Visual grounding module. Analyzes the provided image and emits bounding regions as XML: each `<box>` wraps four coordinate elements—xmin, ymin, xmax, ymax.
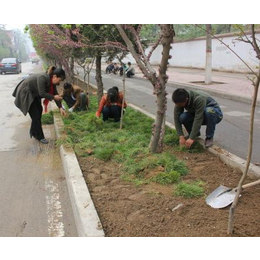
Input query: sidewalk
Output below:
<box><xmin>100</xmin><ymin>63</ymin><xmax>259</xmax><ymax>103</ymax></box>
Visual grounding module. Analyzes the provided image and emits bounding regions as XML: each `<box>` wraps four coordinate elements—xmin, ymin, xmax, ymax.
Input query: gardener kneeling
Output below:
<box><xmin>172</xmin><ymin>88</ymin><xmax>223</xmax><ymax>149</ymax></box>
<box><xmin>96</xmin><ymin>87</ymin><xmax>127</xmax><ymax>122</ymax></box>
<box><xmin>61</xmin><ymin>83</ymin><xmax>88</xmax><ymax>112</ymax></box>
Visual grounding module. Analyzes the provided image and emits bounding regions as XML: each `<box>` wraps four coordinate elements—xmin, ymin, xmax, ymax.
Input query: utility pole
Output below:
<box><xmin>205</xmin><ymin>24</ymin><xmax>212</xmax><ymax>85</ymax></box>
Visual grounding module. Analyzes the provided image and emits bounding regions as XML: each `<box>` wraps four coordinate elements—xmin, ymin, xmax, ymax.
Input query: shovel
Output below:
<box><xmin>206</xmin><ymin>179</ymin><xmax>260</xmax><ymax>209</ymax></box>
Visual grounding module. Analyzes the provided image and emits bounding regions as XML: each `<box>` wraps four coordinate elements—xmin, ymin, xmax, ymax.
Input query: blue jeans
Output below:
<box><xmin>102</xmin><ymin>105</ymin><xmax>122</xmax><ymax>122</ymax></box>
<box><xmin>179</xmin><ymin>107</ymin><xmax>223</xmax><ymax>139</ymax></box>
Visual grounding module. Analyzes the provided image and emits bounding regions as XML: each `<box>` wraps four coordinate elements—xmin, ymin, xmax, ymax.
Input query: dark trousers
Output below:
<box><xmin>119</xmin><ymin>67</ymin><xmax>124</xmax><ymax>76</ymax></box>
<box><xmin>63</xmin><ymin>93</ymin><xmax>88</xmax><ymax>110</ymax></box>
<box><xmin>179</xmin><ymin>107</ymin><xmax>223</xmax><ymax>139</ymax></box>
<box><xmin>28</xmin><ymin>97</ymin><xmax>45</xmax><ymax>140</ymax></box>
<box><xmin>126</xmin><ymin>71</ymin><xmax>134</xmax><ymax>78</ymax></box>
<box><xmin>102</xmin><ymin>105</ymin><xmax>122</xmax><ymax>122</ymax></box>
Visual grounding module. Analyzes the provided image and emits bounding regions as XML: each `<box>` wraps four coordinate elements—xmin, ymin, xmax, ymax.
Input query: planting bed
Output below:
<box><xmin>78</xmin><ymin>149</ymin><xmax>260</xmax><ymax>237</ymax></box>
<box><xmin>60</xmin><ymin>95</ymin><xmax>260</xmax><ymax>237</ymax></box>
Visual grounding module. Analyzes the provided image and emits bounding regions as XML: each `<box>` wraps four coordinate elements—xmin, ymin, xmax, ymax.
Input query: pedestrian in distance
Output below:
<box><xmin>126</xmin><ymin>62</ymin><xmax>135</xmax><ymax>78</ymax></box>
<box><xmin>172</xmin><ymin>88</ymin><xmax>223</xmax><ymax>149</ymax></box>
<box><xmin>119</xmin><ymin>64</ymin><xmax>127</xmax><ymax>76</ymax></box>
<box><xmin>61</xmin><ymin>83</ymin><xmax>88</xmax><ymax>112</ymax></box>
<box><xmin>12</xmin><ymin>66</ymin><xmax>66</xmax><ymax>144</ymax></box>
<box><xmin>96</xmin><ymin>86</ymin><xmax>127</xmax><ymax>122</ymax></box>
<box><xmin>113</xmin><ymin>63</ymin><xmax>119</xmax><ymax>74</ymax></box>
<box><xmin>105</xmin><ymin>61</ymin><xmax>114</xmax><ymax>74</ymax></box>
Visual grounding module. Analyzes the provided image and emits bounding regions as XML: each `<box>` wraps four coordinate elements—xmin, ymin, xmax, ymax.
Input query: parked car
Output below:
<box><xmin>32</xmin><ymin>58</ymin><xmax>40</xmax><ymax>65</ymax></box>
<box><xmin>0</xmin><ymin>58</ymin><xmax>22</xmax><ymax>74</ymax></box>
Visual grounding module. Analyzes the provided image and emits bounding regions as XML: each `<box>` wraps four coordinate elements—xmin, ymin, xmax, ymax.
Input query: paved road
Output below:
<box><xmin>0</xmin><ymin>62</ymin><xmax>77</xmax><ymax>236</ymax></box>
<box><xmin>78</xmin><ymin>69</ymin><xmax>260</xmax><ymax>164</ymax></box>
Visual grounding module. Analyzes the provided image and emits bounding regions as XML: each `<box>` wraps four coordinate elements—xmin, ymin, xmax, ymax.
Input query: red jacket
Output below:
<box><xmin>96</xmin><ymin>92</ymin><xmax>127</xmax><ymax>117</ymax></box>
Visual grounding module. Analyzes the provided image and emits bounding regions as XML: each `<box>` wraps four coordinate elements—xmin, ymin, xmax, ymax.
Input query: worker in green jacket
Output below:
<box><xmin>172</xmin><ymin>88</ymin><xmax>223</xmax><ymax>149</ymax></box>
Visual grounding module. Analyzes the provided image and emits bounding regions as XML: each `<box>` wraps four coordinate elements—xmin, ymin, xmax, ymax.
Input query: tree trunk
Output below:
<box><xmin>227</xmin><ymin>24</ymin><xmax>232</xmax><ymax>33</ymax></box>
<box><xmin>149</xmin><ymin>25</ymin><xmax>174</xmax><ymax>153</ymax></box>
<box><xmin>95</xmin><ymin>54</ymin><xmax>103</xmax><ymax>105</ymax></box>
<box><xmin>87</xmin><ymin>72</ymin><xmax>90</xmax><ymax>95</ymax></box>
<box><xmin>87</xmin><ymin>71</ymin><xmax>90</xmax><ymax>109</ymax></box>
<box><xmin>205</xmin><ymin>24</ymin><xmax>212</xmax><ymax>85</ymax></box>
<box><xmin>120</xmin><ymin>71</ymin><xmax>126</xmax><ymax>130</ymax></box>
<box><xmin>70</xmin><ymin>56</ymin><xmax>75</xmax><ymax>83</ymax></box>
<box><xmin>149</xmin><ymin>86</ymin><xmax>167</xmax><ymax>152</ymax></box>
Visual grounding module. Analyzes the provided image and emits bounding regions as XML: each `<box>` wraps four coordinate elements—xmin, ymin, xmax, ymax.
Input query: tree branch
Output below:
<box><xmin>115</xmin><ymin>24</ymin><xmax>156</xmax><ymax>82</ymax></box>
<box><xmin>147</xmin><ymin>34</ymin><xmax>163</xmax><ymax>61</ymax></box>
<box><xmin>251</xmin><ymin>25</ymin><xmax>260</xmax><ymax>59</ymax></box>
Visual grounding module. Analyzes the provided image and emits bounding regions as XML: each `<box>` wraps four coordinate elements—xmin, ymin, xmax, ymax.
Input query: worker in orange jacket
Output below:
<box><xmin>96</xmin><ymin>86</ymin><xmax>127</xmax><ymax>122</ymax></box>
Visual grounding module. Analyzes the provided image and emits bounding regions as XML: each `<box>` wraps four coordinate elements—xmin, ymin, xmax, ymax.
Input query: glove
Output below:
<box><xmin>68</xmin><ymin>107</ymin><xmax>74</xmax><ymax>113</ymax></box>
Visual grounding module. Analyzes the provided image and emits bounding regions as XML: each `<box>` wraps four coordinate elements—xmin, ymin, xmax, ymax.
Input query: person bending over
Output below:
<box><xmin>61</xmin><ymin>83</ymin><xmax>88</xmax><ymax>112</ymax></box>
<box><xmin>96</xmin><ymin>87</ymin><xmax>127</xmax><ymax>122</ymax></box>
<box><xmin>172</xmin><ymin>88</ymin><xmax>223</xmax><ymax>148</ymax></box>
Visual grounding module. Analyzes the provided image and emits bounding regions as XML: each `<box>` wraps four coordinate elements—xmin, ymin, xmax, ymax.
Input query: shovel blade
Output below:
<box><xmin>206</xmin><ymin>185</ymin><xmax>237</xmax><ymax>209</ymax></box>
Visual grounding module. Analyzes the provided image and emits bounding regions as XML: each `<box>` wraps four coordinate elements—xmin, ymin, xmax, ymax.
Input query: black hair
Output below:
<box><xmin>172</xmin><ymin>88</ymin><xmax>189</xmax><ymax>103</ymax></box>
<box><xmin>47</xmin><ymin>66</ymin><xmax>66</xmax><ymax>80</ymax></box>
<box><xmin>112</xmin><ymin>86</ymin><xmax>119</xmax><ymax>93</ymax></box>
<box><xmin>53</xmin><ymin>68</ymin><xmax>66</xmax><ymax>80</ymax></box>
<box><xmin>64</xmin><ymin>82</ymin><xmax>72</xmax><ymax>90</ymax></box>
<box><xmin>107</xmin><ymin>88</ymin><xmax>118</xmax><ymax>103</ymax></box>
<box><xmin>128</xmin><ymin>62</ymin><xmax>131</xmax><ymax>65</ymax></box>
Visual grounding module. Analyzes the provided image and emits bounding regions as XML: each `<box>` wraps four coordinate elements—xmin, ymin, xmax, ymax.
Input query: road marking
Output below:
<box><xmin>45</xmin><ymin>180</ymin><xmax>65</xmax><ymax>237</ymax></box>
<box><xmin>225</xmin><ymin>111</ymin><xmax>250</xmax><ymax>117</ymax></box>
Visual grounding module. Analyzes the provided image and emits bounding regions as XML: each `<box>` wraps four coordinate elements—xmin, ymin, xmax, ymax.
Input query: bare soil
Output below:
<box><xmin>78</xmin><ymin>147</ymin><xmax>260</xmax><ymax>237</ymax></box>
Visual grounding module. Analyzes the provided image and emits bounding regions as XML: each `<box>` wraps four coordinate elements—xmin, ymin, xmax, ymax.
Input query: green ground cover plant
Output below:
<box><xmin>41</xmin><ymin>111</ymin><xmax>54</xmax><ymax>125</ymax></box>
<box><xmin>174</xmin><ymin>181</ymin><xmax>205</xmax><ymax>198</ymax></box>
<box><xmin>60</xmin><ymin>95</ymin><xmax>205</xmax><ymax>197</ymax></box>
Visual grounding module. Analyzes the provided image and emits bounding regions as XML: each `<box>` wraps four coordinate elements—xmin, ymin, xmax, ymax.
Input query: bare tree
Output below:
<box><xmin>76</xmin><ymin>56</ymin><xmax>95</xmax><ymax>108</ymax></box>
<box><xmin>95</xmin><ymin>53</ymin><xmax>104</xmax><ymax>105</ymax></box>
<box><xmin>196</xmin><ymin>24</ymin><xmax>260</xmax><ymax>234</ymax></box>
<box><xmin>227</xmin><ymin>25</ymin><xmax>260</xmax><ymax>234</ymax></box>
<box><xmin>120</xmin><ymin>68</ymin><xmax>126</xmax><ymax>130</ymax></box>
<box><xmin>115</xmin><ymin>24</ymin><xmax>175</xmax><ymax>153</ymax></box>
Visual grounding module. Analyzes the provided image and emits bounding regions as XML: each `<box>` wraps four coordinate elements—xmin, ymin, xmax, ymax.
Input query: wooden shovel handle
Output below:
<box><xmin>242</xmin><ymin>179</ymin><xmax>260</xmax><ymax>189</ymax></box>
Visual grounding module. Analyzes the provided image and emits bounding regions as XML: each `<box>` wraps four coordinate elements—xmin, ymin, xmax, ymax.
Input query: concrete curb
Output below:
<box><xmin>52</xmin><ymin>106</ymin><xmax>105</xmax><ymax>237</ymax></box>
<box><xmin>83</xmin><ymin>79</ymin><xmax>260</xmax><ymax>179</ymax></box>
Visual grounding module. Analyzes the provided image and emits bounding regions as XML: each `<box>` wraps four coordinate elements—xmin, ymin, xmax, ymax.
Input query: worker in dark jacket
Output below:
<box><xmin>61</xmin><ymin>83</ymin><xmax>88</xmax><ymax>112</ymax></box>
<box><xmin>172</xmin><ymin>88</ymin><xmax>223</xmax><ymax>149</ymax></box>
<box><xmin>12</xmin><ymin>66</ymin><xmax>66</xmax><ymax>144</ymax></box>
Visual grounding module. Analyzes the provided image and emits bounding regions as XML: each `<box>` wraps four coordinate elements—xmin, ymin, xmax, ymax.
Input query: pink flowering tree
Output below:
<box><xmin>28</xmin><ymin>24</ymin><xmax>87</xmax><ymax>81</ymax></box>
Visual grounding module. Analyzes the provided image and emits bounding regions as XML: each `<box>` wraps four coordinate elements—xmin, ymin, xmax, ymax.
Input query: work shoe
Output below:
<box><xmin>39</xmin><ymin>138</ymin><xmax>49</xmax><ymax>144</ymax></box>
<box><xmin>205</xmin><ymin>138</ymin><xmax>213</xmax><ymax>148</ymax></box>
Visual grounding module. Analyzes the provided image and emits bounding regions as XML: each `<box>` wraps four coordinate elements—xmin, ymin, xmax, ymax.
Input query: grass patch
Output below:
<box><xmin>174</xmin><ymin>181</ymin><xmax>205</xmax><ymax>198</ymax></box>
<box><xmin>121</xmin><ymin>174</ymin><xmax>150</xmax><ymax>187</ymax></box>
<box><xmin>42</xmin><ymin>111</ymin><xmax>54</xmax><ymax>125</ymax></box>
<box><xmin>153</xmin><ymin>171</ymin><xmax>180</xmax><ymax>185</ymax></box>
<box><xmin>94</xmin><ymin>147</ymin><xmax>114</xmax><ymax>161</ymax></box>
<box><xmin>59</xmin><ymin>95</ymin><xmax>206</xmax><ymax>191</ymax></box>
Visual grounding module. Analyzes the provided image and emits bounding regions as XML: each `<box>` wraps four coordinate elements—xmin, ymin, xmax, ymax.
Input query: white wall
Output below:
<box><xmin>120</xmin><ymin>33</ymin><xmax>260</xmax><ymax>73</ymax></box>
